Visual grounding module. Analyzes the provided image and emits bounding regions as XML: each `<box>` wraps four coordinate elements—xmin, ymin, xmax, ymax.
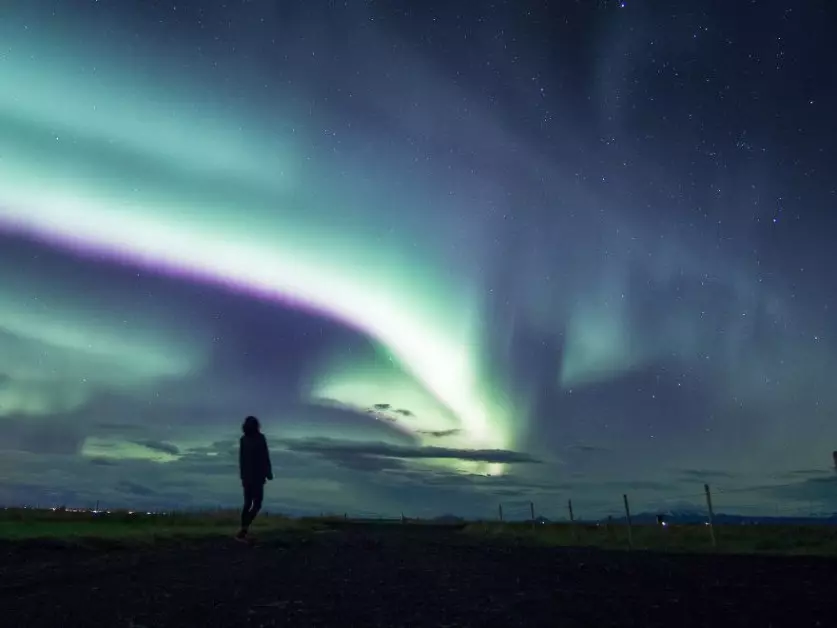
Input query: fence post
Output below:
<box><xmin>498</xmin><ymin>503</ymin><xmax>504</xmax><ymax>522</ymax></box>
<box><xmin>704</xmin><ymin>483</ymin><xmax>717</xmax><ymax>549</ymax></box>
<box><xmin>623</xmin><ymin>494</ymin><xmax>633</xmax><ymax>550</ymax></box>
<box><xmin>530</xmin><ymin>501</ymin><xmax>535</xmax><ymax>530</ymax></box>
<box><xmin>568</xmin><ymin>498</ymin><xmax>577</xmax><ymax>542</ymax></box>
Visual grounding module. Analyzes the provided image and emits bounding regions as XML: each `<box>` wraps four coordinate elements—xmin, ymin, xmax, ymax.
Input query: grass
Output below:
<box><xmin>463</xmin><ymin>521</ymin><xmax>837</xmax><ymax>556</ymax></box>
<box><xmin>0</xmin><ymin>507</ymin><xmax>324</xmax><ymax>546</ymax></box>
<box><xmin>4</xmin><ymin>508</ymin><xmax>837</xmax><ymax>556</ymax></box>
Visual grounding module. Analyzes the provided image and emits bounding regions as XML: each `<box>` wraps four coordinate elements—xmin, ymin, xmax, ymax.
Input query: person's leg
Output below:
<box><xmin>238</xmin><ymin>482</ymin><xmax>254</xmax><ymax>537</ymax></box>
<box><xmin>247</xmin><ymin>482</ymin><xmax>264</xmax><ymax>527</ymax></box>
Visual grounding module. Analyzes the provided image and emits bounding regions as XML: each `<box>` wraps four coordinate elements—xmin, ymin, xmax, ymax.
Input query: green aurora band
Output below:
<box><xmin>0</xmin><ymin>26</ymin><xmax>515</xmax><ymax>474</ymax></box>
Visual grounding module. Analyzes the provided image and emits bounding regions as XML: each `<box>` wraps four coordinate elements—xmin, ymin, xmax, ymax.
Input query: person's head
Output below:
<box><xmin>242</xmin><ymin>415</ymin><xmax>261</xmax><ymax>436</ymax></box>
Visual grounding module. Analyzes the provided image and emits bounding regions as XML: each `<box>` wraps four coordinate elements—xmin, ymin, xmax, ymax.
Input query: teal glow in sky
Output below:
<box><xmin>1</xmin><ymin>1</ymin><xmax>836</xmax><ymax>519</ymax></box>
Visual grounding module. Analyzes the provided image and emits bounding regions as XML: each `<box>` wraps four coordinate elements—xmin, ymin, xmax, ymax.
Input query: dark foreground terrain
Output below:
<box><xmin>1</xmin><ymin>524</ymin><xmax>835</xmax><ymax>627</ymax></box>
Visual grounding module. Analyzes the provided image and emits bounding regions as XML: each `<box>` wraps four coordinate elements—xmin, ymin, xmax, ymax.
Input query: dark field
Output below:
<box><xmin>1</xmin><ymin>514</ymin><xmax>837</xmax><ymax>627</ymax></box>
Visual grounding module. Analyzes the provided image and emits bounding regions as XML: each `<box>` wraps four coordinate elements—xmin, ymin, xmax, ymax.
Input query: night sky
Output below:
<box><xmin>1</xmin><ymin>0</ymin><xmax>835</xmax><ymax>519</ymax></box>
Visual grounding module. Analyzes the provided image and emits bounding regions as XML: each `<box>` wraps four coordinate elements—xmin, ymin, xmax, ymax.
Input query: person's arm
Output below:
<box><xmin>262</xmin><ymin>436</ymin><xmax>273</xmax><ymax>481</ymax></box>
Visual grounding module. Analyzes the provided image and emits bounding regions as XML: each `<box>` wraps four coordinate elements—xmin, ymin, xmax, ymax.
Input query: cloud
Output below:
<box><xmin>93</xmin><ymin>422</ymin><xmax>144</xmax><ymax>433</ymax></box>
<box><xmin>678</xmin><ymin>469</ymin><xmax>736</xmax><ymax>481</ymax></box>
<box><xmin>0</xmin><ymin>417</ymin><xmax>84</xmax><ymax>455</ymax></box>
<box><xmin>418</xmin><ymin>429</ymin><xmax>462</xmax><ymax>438</ymax></box>
<box><xmin>319</xmin><ymin>452</ymin><xmax>407</xmax><ymax>472</ymax></box>
<box><xmin>759</xmin><ymin>477</ymin><xmax>837</xmax><ymax>508</ymax></box>
<box><xmin>89</xmin><ymin>457</ymin><xmax>117</xmax><ymax>466</ymax></box>
<box><xmin>185</xmin><ymin>440</ymin><xmax>237</xmax><ymax>456</ymax></box>
<box><xmin>171</xmin><ymin>452</ymin><xmax>238</xmax><ymax>476</ymax></box>
<box><xmin>392</xmin><ymin>466</ymin><xmax>571</xmax><ymax>492</ymax></box>
<box><xmin>366</xmin><ymin>405</ymin><xmax>415</xmax><ymax>420</ymax></box>
<box><xmin>134</xmin><ymin>439</ymin><xmax>180</xmax><ymax>456</ymax></box>
<box><xmin>592</xmin><ymin>479</ymin><xmax>673</xmax><ymax>492</ymax></box>
<box><xmin>282</xmin><ymin>437</ymin><xmax>541</xmax><ymax>465</ymax></box>
<box><xmin>279</xmin><ymin>400</ymin><xmax>419</xmax><ymax>444</ymax></box>
<box><xmin>116</xmin><ymin>480</ymin><xmax>156</xmax><ymax>496</ymax></box>
<box><xmin>777</xmin><ymin>469</ymin><xmax>833</xmax><ymax>479</ymax></box>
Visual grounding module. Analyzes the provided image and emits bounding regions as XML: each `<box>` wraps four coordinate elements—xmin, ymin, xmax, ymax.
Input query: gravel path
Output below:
<box><xmin>1</xmin><ymin>525</ymin><xmax>834</xmax><ymax>627</ymax></box>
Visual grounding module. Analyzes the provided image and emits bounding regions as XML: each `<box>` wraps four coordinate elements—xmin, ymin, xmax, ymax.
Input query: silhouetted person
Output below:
<box><xmin>236</xmin><ymin>415</ymin><xmax>273</xmax><ymax>540</ymax></box>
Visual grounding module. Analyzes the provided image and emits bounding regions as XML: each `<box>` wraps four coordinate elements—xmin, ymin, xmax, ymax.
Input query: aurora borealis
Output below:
<box><xmin>1</xmin><ymin>0</ymin><xmax>836</xmax><ymax>518</ymax></box>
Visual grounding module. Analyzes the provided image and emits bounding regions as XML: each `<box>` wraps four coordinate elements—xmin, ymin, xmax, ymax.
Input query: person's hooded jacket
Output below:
<box><xmin>239</xmin><ymin>416</ymin><xmax>273</xmax><ymax>484</ymax></box>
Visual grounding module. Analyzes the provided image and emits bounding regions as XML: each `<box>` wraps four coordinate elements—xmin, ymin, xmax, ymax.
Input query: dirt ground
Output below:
<box><xmin>1</xmin><ymin>524</ymin><xmax>834</xmax><ymax>627</ymax></box>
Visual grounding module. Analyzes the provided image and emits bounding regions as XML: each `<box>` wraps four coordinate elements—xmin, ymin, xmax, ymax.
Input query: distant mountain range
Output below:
<box><xmin>489</xmin><ymin>511</ymin><xmax>837</xmax><ymax>525</ymax></box>
<box><xmin>594</xmin><ymin>511</ymin><xmax>837</xmax><ymax>525</ymax></box>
